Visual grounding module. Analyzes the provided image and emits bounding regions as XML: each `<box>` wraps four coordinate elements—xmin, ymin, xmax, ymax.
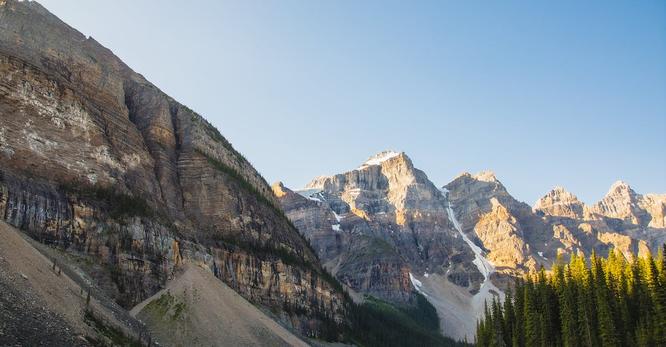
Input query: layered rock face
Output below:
<box><xmin>0</xmin><ymin>0</ymin><xmax>346</xmax><ymax>336</ymax></box>
<box><xmin>276</xmin><ymin>151</ymin><xmax>482</xmax><ymax>303</ymax></box>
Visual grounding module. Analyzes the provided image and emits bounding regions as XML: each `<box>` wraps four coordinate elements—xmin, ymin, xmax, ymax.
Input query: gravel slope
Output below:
<box><xmin>131</xmin><ymin>264</ymin><xmax>310</xmax><ymax>347</ymax></box>
<box><xmin>0</xmin><ymin>221</ymin><xmax>155</xmax><ymax>346</ymax></box>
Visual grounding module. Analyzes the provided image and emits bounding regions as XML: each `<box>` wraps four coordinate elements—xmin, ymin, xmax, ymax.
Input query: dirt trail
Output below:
<box><xmin>131</xmin><ymin>263</ymin><xmax>310</xmax><ymax>347</ymax></box>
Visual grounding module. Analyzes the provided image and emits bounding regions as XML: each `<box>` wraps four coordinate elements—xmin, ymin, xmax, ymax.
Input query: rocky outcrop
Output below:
<box><xmin>0</xmin><ymin>0</ymin><xmax>346</xmax><ymax>337</ymax></box>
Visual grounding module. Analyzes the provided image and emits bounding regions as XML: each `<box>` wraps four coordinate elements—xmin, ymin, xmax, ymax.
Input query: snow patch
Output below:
<box><xmin>442</xmin><ymin>188</ymin><xmax>493</xmax><ymax>281</ymax></box>
<box><xmin>295</xmin><ymin>189</ymin><xmax>327</xmax><ymax>203</ymax></box>
<box><xmin>357</xmin><ymin>150</ymin><xmax>400</xmax><ymax>170</ymax></box>
<box><xmin>295</xmin><ymin>188</ymin><xmax>322</xmax><ymax>198</ymax></box>
<box><xmin>409</xmin><ymin>273</ymin><xmax>428</xmax><ymax>297</ymax></box>
<box><xmin>332</xmin><ymin>224</ymin><xmax>341</xmax><ymax>232</ymax></box>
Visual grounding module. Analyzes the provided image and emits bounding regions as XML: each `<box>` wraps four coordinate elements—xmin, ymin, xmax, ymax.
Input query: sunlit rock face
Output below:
<box><xmin>444</xmin><ymin>172</ymin><xmax>542</xmax><ymax>276</ymax></box>
<box><xmin>588</xmin><ymin>181</ymin><xmax>666</xmax><ymax>228</ymax></box>
<box><xmin>0</xmin><ymin>0</ymin><xmax>347</xmax><ymax>335</ymax></box>
<box><xmin>445</xmin><ymin>172</ymin><xmax>666</xmax><ymax>279</ymax></box>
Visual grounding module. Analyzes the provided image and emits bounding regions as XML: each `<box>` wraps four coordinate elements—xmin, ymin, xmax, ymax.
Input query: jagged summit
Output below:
<box><xmin>357</xmin><ymin>150</ymin><xmax>402</xmax><ymax>169</ymax></box>
<box><xmin>473</xmin><ymin>170</ymin><xmax>498</xmax><ymax>183</ymax></box>
<box><xmin>607</xmin><ymin>180</ymin><xmax>634</xmax><ymax>196</ymax></box>
<box><xmin>450</xmin><ymin>170</ymin><xmax>499</xmax><ymax>185</ymax></box>
<box><xmin>305</xmin><ymin>150</ymin><xmax>411</xmax><ymax>189</ymax></box>
<box><xmin>534</xmin><ymin>186</ymin><xmax>585</xmax><ymax>219</ymax></box>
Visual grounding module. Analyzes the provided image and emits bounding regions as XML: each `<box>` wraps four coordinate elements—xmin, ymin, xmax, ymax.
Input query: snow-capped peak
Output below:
<box><xmin>358</xmin><ymin>150</ymin><xmax>401</xmax><ymax>169</ymax></box>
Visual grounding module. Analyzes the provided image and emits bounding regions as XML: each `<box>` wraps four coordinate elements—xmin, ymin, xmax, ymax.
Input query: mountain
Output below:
<box><xmin>304</xmin><ymin>151</ymin><xmax>481</xmax><ymax>288</ymax></box>
<box><xmin>0</xmin><ymin>0</ymin><xmax>346</xmax><ymax>341</ymax></box>
<box><xmin>277</xmin><ymin>151</ymin><xmax>499</xmax><ymax>340</ymax></box>
<box><xmin>278</xmin><ymin>152</ymin><xmax>665</xmax><ymax>341</ymax></box>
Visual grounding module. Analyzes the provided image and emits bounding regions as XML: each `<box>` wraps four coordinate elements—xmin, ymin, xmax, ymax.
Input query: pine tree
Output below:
<box><xmin>593</xmin><ymin>256</ymin><xmax>619</xmax><ymax>347</ymax></box>
<box><xmin>476</xmin><ymin>247</ymin><xmax>665</xmax><ymax>347</ymax></box>
<box><xmin>559</xmin><ymin>266</ymin><xmax>579</xmax><ymax>347</ymax></box>
<box><xmin>503</xmin><ymin>290</ymin><xmax>515</xmax><ymax>347</ymax></box>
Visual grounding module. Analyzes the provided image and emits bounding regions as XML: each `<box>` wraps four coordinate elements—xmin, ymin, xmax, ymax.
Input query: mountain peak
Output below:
<box><xmin>608</xmin><ymin>180</ymin><xmax>632</xmax><ymax>193</ymax></box>
<box><xmin>552</xmin><ymin>186</ymin><xmax>567</xmax><ymax>193</ymax></box>
<box><xmin>358</xmin><ymin>150</ymin><xmax>402</xmax><ymax>169</ymax></box>
<box><xmin>473</xmin><ymin>170</ymin><xmax>498</xmax><ymax>183</ymax></box>
<box><xmin>534</xmin><ymin>186</ymin><xmax>585</xmax><ymax>218</ymax></box>
<box><xmin>454</xmin><ymin>171</ymin><xmax>472</xmax><ymax>180</ymax></box>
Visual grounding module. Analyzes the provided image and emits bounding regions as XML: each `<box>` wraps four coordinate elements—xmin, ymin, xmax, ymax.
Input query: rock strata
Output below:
<box><xmin>0</xmin><ymin>0</ymin><xmax>346</xmax><ymax>336</ymax></box>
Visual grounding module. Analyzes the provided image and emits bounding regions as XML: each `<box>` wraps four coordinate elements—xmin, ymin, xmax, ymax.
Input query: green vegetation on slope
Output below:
<box><xmin>476</xmin><ymin>245</ymin><xmax>666</xmax><ymax>347</ymax></box>
<box><xmin>348</xmin><ymin>293</ymin><xmax>470</xmax><ymax>347</ymax></box>
<box><xmin>59</xmin><ymin>182</ymin><xmax>153</xmax><ymax>219</ymax></box>
<box><xmin>84</xmin><ymin>310</ymin><xmax>143</xmax><ymax>347</ymax></box>
<box><xmin>143</xmin><ymin>292</ymin><xmax>187</xmax><ymax>322</ymax></box>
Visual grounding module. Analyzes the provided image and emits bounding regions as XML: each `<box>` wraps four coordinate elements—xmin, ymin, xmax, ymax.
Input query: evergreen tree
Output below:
<box><xmin>475</xmin><ymin>246</ymin><xmax>666</xmax><ymax>347</ymax></box>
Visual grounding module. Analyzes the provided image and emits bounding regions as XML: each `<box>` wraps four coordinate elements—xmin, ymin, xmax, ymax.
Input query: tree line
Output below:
<box><xmin>476</xmin><ymin>245</ymin><xmax>666</xmax><ymax>347</ymax></box>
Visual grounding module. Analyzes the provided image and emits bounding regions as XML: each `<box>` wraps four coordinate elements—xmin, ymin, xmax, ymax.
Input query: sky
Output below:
<box><xmin>38</xmin><ymin>0</ymin><xmax>666</xmax><ymax>205</ymax></box>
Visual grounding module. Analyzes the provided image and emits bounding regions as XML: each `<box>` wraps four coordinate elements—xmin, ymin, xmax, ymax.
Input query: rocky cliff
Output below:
<box><xmin>0</xmin><ymin>0</ymin><xmax>346</xmax><ymax>338</ymax></box>
<box><xmin>444</xmin><ymin>172</ymin><xmax>542</xmax><ymax>277</ymax></box>
<box><xmin>273</xmin><ymin>181</ymin><xmax>413</xmax><ymax>303</ymax></box>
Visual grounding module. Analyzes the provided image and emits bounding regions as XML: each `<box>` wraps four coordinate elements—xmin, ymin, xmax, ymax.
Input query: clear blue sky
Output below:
<box><xmin>39</xmin><ymin>0</ymin><xmax>665</xmax><ymax>205</ymax></box>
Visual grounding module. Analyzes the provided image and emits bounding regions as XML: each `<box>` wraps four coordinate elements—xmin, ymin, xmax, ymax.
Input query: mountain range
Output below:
<box><xmin>276</xmin><ymin>150</ymin><xmax>666</xmax><ymax>340</ymax></box>
<box><xmin>0</xmin><ymin>0</ymin><xmax>664</xmax><ymax>345</ymax></box>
